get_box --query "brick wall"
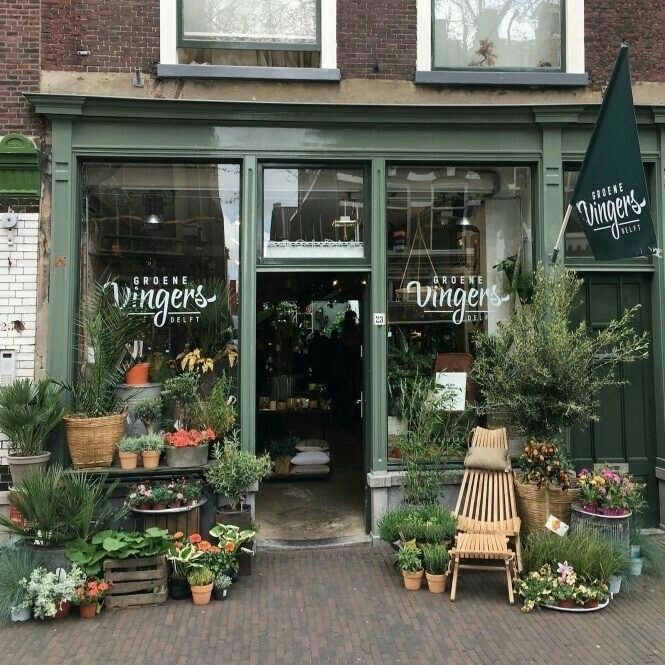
[0,0,41,136]
[41,0,159,73]
[0,214,39,464]
[585,1,665,88]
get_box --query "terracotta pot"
[557,598,576,609]
[141,450,161,469]
[171,499,182,508]
[190,582,213,606]
[79,603,97,619]
[402,570,424,591]
[583,599,599,609]
[125,362,150,385]
[138,502,151,510]
[153,502,166,511]
[425,572,447,594]
[118,451,138,470]
[53,600,71,619]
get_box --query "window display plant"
[132,396,162,435]
[137,433,165,469]
[0,378,64,484]
[472,264,649,529]
[117,436,143,470]
[161,372,200,430]
[193,373,237,439]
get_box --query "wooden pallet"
[104,556,168,609]
[142,507,201,538]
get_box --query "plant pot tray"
[130,498,207,514]
[540,598,610,613]
[104,555,168,609]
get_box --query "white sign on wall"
[435,371,467,411]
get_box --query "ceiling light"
[144,214,162,225]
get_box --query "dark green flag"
[569,44,658,261]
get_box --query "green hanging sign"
[558,45,658,262]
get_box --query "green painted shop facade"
[27,93,665,530]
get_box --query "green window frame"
[177,0,322,52]
[431,0,566,73]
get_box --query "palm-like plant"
[0,466,125,546]
[0,379,64,456]
[62,282,143,417]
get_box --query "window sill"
[415,70,589,88]
[156,64,341,82]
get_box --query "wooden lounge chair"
[448,426,522,602]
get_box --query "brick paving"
[2,542,665,665]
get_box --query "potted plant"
[73,577,110,618]
[187,566,214,605]
[125,339,150,385]
[213,572,231,600]
[27,565,87,620]
[421,544,449,594]
[117,436,142,470]
[151,484,173,511]
[132,396,162,435]
[204,429,273,530]
[0,545,40,623]
[164,428,216,468]
[0,378,64,485]
[138,434,165,469]
[193,374,237,440]
[473,265,649,532]
[576,467,643,516]
[61,284,142,468]
[161,372,200,430]
[166,533,204,599]
[395,544,424,591]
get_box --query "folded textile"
[291,451,330,466]
[291,464,330,475]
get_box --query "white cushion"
[291,451,330,466]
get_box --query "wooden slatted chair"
[448,426,522,602]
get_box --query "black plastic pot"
[215,504,252,530]
[213,587,228,601]
[224,568,239,584]
[169,577,191,600]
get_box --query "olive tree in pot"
[472,264,649,531]
[0,379,64,485]
[205,429,273,530]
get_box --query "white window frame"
[160,0,337,69]
[417,0,585,75]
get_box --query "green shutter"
[0,134,40,200]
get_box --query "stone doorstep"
[367,468,464,488]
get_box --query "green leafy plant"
[378,504,457,544]
[61,282,143,417]
[387,330,431,417]
[132,397,162,432]
[395,544,423,573]
[522,531,627,582]
[0,466,124,546]
[187,566,214,587]
[137,434,165,452]
[214,572,232,590]
[117,437,143,454]
[205,430,273,511]
[209,523,256,556]
[0,379,64,457]
[0,545,42,622]
[472,264,649,441]
[27,565,87,620]
[193,373,237,436]
[421,544,449,575]
[161,372,200,429]
[66,527,172,577]
[630,518,663,577]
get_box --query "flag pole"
[551,203,573,264]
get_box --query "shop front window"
[386,165,533,459]
[432,0,563,71]
[81,162,241,398]
[262,166,365,259]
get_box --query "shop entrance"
[254,271,368,541]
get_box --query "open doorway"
[254,272,367,542]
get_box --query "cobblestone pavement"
[2,543,664,665]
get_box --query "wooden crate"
[142,507,200,538]
[104,556,168,609]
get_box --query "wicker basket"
[514,475,579,533]
[64,413,126,469]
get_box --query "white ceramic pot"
[629,557,643,576]
[10,606,32,622]
[608,575,622,595]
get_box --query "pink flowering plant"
[576,467,645,515]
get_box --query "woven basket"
[64,413,126,469]
[514,475,579,533]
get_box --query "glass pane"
[433,0,562,70]
[182,0,318,47]
[81,162,241,384]
[386,166,533,458]
[263,167,365,259]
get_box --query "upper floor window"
[180,0,320,51]
[432,0,563,70]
